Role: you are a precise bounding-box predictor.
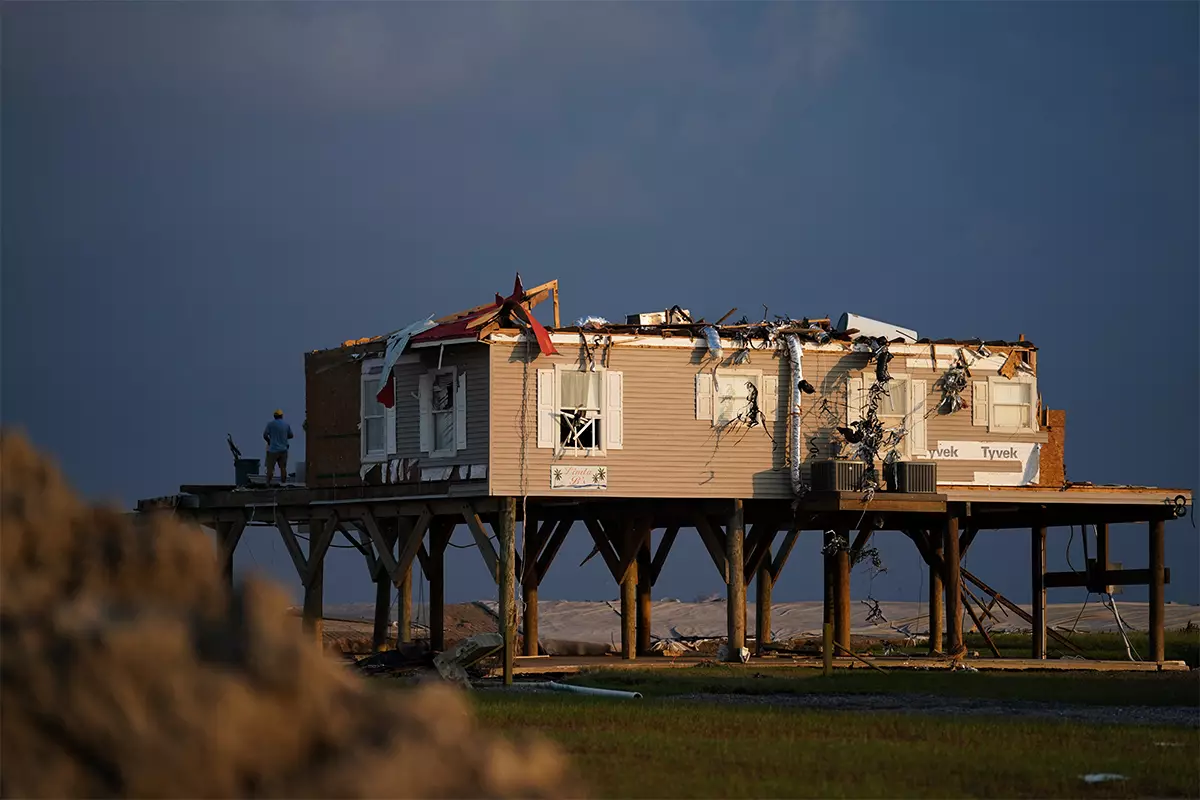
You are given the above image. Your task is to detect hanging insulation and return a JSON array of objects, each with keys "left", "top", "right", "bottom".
[
  {"left": 785, "top": 334, "right": 805, "bottom": 496},
  {"left": 702, "top": 326, "right": 723, "bottom": 360}
]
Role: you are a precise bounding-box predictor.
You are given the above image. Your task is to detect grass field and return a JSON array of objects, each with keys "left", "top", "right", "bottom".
[
  {"left": 564, "top": 665, "right": 1200, "bottom": 707},
  {"left": 885, "top": 629, "right": 1200, "bottom": 667},
  {"left": 475, "top": 693, "right": 1199, "bottom": 798}
]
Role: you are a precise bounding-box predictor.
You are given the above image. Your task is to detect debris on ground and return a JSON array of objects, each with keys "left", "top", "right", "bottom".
[
  {"left": 434, "top": 632, "right": 505, "bottom": 685},
  {"left": 0, "top": 431, "right": 578, "bottom": 799},
  {"left": 1080, "top": 774, "right": 1128, "bottom": 784}
]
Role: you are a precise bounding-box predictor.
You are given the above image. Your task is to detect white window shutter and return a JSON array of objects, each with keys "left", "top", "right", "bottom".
[
  {"left": 455, "top": 371, "right": 467, "bottom": 451},
  {"left": 536, "top": 369, "right": 556, "bottom": 449},
  {"left": 695, "top": 373, "right": 714, "bottom": 421},
  {"left": 847, "top": 376, "right": 865, "bottom": 423},
  {"left": 385, "top": 376, "right": 398, "bottom": 455},
  {"left": 605, "top": 370, "right": 623, "bottom": 450},
  {"left": 761, "top": 375, "right": 779, "bottom": 421},
  {"left": 418, "top": 372, "right": 433, "bottom": 454},
  {"left": 972, "top": 381, "right": 988, "bottom": 427},
  {"left": 909, "top": 379, "right": 927, "bottom": 457}
]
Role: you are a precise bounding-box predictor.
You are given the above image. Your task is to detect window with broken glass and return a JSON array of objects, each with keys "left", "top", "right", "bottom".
[
  {"left": 559, "top": 370, "right": 602, "bottom": 451},
  {"left": 361, "top": 374, "right": 386, "bottom": 457},
  {"left": 431, "top": 371, "right": 456, "bottom": 455}
]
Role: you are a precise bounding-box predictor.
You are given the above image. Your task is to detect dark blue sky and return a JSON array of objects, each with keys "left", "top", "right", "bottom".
[{"left": 4, "top": 1, "right": 1197, "bottom": 610}]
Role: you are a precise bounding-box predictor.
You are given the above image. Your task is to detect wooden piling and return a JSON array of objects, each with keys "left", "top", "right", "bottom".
[
  {"left": 636, "top": 541, "right": 652, "bottom": 656},
  {"left": 372, "top": 569, "right": 391, "bottom": 652},
  {"left": 928, "top": 533, "right": 944, "bottom": 654},
  {"left": 944, "top": 516, "right": 963, "bottom": 655},
  {"left": 498, "top": 497, "right": 517, "bottom": 685},
  {"left": 523, "top": 580, "right": 539, "bottom": 657},
  {"left": 726, "top": 500, "right": 746, "bottom": 659},
  {"left": 822, "top": 622, "right": 833, "bottom": 677},
  {"left": 429, "top": 521, "right": 449, "bottom": 652},
  {"left": 1031, "top": 525, "right": 1046, "bottom": 659},
  {"left": 1149, "top": 518, "right": 1165, "bottom": 663},
  {"left": 834, "top": 528, "right": 851, "bottom": 652},
  {"left": 302, "top": 557, "right": 323, "bottom": 646},
  {"left": 823, "top": 531, "right": 835, "bottom": 629},
  {"left": 755, "top": 561, "right": 772, "bottom": 656},
  {"left": 398, "top": 562, "right": 413, "bottom": 644},
  {"left": 621, "top": 558, "right": 637, "bottom": 660}
]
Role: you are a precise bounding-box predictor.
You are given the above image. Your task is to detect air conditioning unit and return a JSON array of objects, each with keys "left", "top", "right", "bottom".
[
  {"left": 811, "top": 460, "right": 867, "bottom": 492},
  {"left": 884, "top": 461, "right": 938, "bottom": 493}
]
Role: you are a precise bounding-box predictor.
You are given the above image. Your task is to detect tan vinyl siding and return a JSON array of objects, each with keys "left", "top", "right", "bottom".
[
  {"left": 489, "top": 341, "right": 872, "bottom": 499},
  {"left": 394, "top": 344, "right": 489, "bottom": 466}
]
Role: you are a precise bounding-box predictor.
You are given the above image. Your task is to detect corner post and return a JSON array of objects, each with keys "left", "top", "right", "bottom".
[
  {"left": 1149, "top": 518, "right": 1165, "bottom": 663},
  {"left": 302, "top": 519, "right": 324, "bottom": 647},
  {"left": 834, "top": 528, "right": 851, "bottom": 652},
  {"left": 726, "top": 500, "right": 746, "bottom": 660},
  {"left": 429, "top": 520, "right": 450, "bottom": 652},
  {"left": 944, "top": 516, "right": 963, "bottom": 655},
  {"left": 1031, "top": 525, "right": 1046, "bottom": 659},
  {"left": 928, "top": 533, "right": 944, "bottom": 654},
  {"left": 636, "top": 536, "right": 653, "bottom": 657},
  {"left": 499, "top": 497, "right": 517, "bottom": 685}
]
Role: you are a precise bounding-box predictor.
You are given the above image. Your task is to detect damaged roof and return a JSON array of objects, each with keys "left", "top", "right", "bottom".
[{"left": 319, "top": 275, "right": 1036, "bottom": 354}]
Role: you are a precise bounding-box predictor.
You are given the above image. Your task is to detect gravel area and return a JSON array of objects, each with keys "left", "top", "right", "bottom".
[{"left": 662, "top": 691, "right": 1200, "bottom": 728}]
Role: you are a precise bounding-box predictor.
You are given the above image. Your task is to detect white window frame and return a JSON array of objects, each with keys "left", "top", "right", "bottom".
[
  {"left": 714, "top": 369, "right": 762, "bottom": 427},
  {"left": 986, "top": 374, "right": 1038, "bottom": 435},
  {"left": 696, "top": 369, "right": 779, "bottom": 428},
  {"left": 536, "top": 365, "right": 624, "bottom": 456},
  {"left": 360, "top": 358, "right": 396, "bottom": 463},
  {"left": 847, "top": 372, "right": 927, "bottom": 459},
  {"left": 422, "top": 366, "right": 461, "bottom": 459}
]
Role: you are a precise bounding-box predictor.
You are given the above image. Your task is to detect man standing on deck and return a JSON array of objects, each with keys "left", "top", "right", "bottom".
[{"left": 263, "top": 409, "right": 294, "bottom": 486}]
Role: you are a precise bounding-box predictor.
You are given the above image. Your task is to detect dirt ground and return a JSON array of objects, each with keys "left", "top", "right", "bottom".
[
  {"left": 0, "top": 432, "right": 578, "bottom": 798},
  {"left": 318, "top": 603, "right": 525, "bottom": 657}
]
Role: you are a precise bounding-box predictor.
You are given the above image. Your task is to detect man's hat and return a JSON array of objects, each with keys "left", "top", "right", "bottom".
[{"left": 274, "top": 409, "right": 283, "bottom": 417}]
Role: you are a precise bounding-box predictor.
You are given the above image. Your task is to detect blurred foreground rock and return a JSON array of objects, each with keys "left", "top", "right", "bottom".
[{"left": 0, "top": 431, "right": 579, "bottom": 799}]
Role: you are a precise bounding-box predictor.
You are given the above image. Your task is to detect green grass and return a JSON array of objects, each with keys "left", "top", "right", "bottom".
[
  {"left": 474, "top": 694, "right": 1200, "bottom": 798},
  {"left": 883, "top": 630, "right": 1200, "bottom": 667},
  {"left": 564, "top": 666, "right": 1200, "bottom": 707}
]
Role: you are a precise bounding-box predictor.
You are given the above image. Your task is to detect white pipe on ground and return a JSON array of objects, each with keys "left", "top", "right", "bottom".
[
  {"left": 784, "top": 334, "right": 805, "bottom": 496},
  {"left": 523, "top": 681, "right": 643, "bottom": 700}
]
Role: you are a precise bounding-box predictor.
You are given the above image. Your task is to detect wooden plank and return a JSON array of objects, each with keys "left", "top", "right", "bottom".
[
  {"left": 463, "top": 504, "right": 500, "bottom": 583},
  {"left": 848, "top": 527, "right": 874, "bottom": 563},
  {"left": 769, "top": 525, "right": 800, "bottom": 582},
  {"left": 583, "top": 517, "right": 623, "bottom": 582},
  {"left": 961, "top": 588, "right": 1002, "bottom": 658},
  {"left": 274, "top": 514, "right": 309, "bottom": 581},
  {"left": 961, "top": 567, "right": 1088, "bottom": 658},
  {"left": 1043, "top": 567, "right": 1171, "bottom": 589},
  {"left": 692, "top": 513, "right": 729, "bottom": 582},
  {"left": 535, "top": 519, "right": 573, "bottom": 583},
  {"left": 650, "top": 525, "right": 680, "bottom": 585},
  {"left": 218, "top": 518, "right": 246, "bottom": 574},
  {"left": 305, "top": 512, "right": 341, "bottom": 584},
  {"left": 744, "top": 523, "right": 780, "bottom": 584},
  {"left": 359, "top": 509, "right": 400, "bottom": 583},
  {"left": 396, "top": 508, "right": 433, "bottom": 576},
  {"left": 615, "top": 519, "right": 652, "bottom": 584},
  {"left": 959, "top": 526, "right": 979, "bottom": 556}
]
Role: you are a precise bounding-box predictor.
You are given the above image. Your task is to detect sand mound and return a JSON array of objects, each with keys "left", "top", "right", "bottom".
[{"left": 0, "top": 432, "right": 579, "bottom": 798}]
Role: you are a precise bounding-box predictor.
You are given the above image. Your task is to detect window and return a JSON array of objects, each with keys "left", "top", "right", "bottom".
[
  {"left": 977, "top": 376, "right": 1037, "bottom": 433},
  {"left": 559, "top": 369, "right": 602, "bottom": 450},
  {"left": 360, "top": 360, "right": 396, "bottom": 461},
  {"left": 846, "top": 373, "right": 928, "bottom": 458},
  {"left": 696, "top": 370, "right": 778, "bottom": 426},
  {"left": 537, "top": 366, "right": 623, "bottom": 454},
  {"left": 419, "top": 367, "right": 466, "bottom": 458}
]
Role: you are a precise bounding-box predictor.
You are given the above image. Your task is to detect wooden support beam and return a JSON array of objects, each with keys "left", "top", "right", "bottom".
[
  {"left": 523, "top": 579, "right": 539, "bottom": 657},
  {"left": 637, "top": 539, "right": 652, "bottom": 657},
  {"left": 616, "top": 519, "right": 652, "bottom": 584},
  {"left": 744, "top": 523, "right": 781, "bottom": 584},
  {"left": 944, "top": 516, "right": 964, "bottom": 656},
  {"left": 822, "top": 531, "right": 835, "bottom": 630},
  {"left": 463, "top": 504, "right": 500, "bottom": 583},
  {"left": 396, "top": 509, "right": 433, "bottom": 582},
  {"left": 429, "top": 520, "right": 453, "bottom": 651},
  {"left": 274, "top": 514, "right": 309, "bottom": 580},
  {"left": 216, "top": 518, "right": 245, "bottom": 588},
  {"left": 726, "top": 500, "right": 746, "bottom": 660},
  {"left": 693, "top": 513, "right": 729, "bottom": 582},
  {"left": 959, "top": 526, "right": 979, "bottom": 557},
  {"left": 1031, "top": 525, "right": 1046, "bottom": 659},
  {"left": 769, "top": 525, "right": 800, "bottom": 583},
  {"left": 962, "top": 567, "right": 1088, "bottom": 658},
  {"left": 928, "top": 531, "right": 944, "bottom": 655},
  {"left": 1094, "top": 522, "right": 1110, "bottom": 591},
  {"left": 373, "top": 565, "right": 391, "bottom": 652},
  {"left": 833, "top": 528, "right": 851, "bottom": 652},
  {"left": 1043, "top": 567, "right": 1172, "bottom": 589},
  {"left": 756, "top": 554, "right": 773, "bottom": 656},
  {"left": 305, "top": 511, "right": 340, "bottom": 585},
  {"left": 848, "top": 526, "right": 874, "bottom": 563},
  {"left": 961, "top": 588, "right": 1001, "bottom": 658},
  {"left": 302, "top": 517, "right": 331, "bottom": 646},
  {"left": 498, "top": 497, "right": 517, "bottom": 685},
  {"left": 583, "top": 517, "right": 623, "bottom": 582},
  {"left": 398, "top": 559, "right": 413, "bottom": 644},
  {"left": 621, "top": 552, "right": 637, "bottom": 660},
  {"left": 650, "top": 525, "right": 679, "bottom": 585},
  {"left": 1149, "top": 518, "right": 1165, "bottom": 663},
  {"left": 535, "top": 519, "right": 572, "bottom": 583}
]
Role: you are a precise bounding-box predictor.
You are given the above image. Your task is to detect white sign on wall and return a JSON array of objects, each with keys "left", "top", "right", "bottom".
[{"left": 551, "top": 465, "right": 608, "bottom": 490}]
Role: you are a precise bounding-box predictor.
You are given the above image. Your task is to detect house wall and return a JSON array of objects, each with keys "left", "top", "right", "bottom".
[
  {"left": 304, "top": 342, "right": 382, "bottom": 488},
  {"left": 488, "top": 337, "right": 1049, "bottom": 498},
  {"left": 392, "top": 344, "right": 490, "bottom": 473}
]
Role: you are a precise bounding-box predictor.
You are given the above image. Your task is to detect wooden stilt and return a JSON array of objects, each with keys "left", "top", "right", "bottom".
[
  {"left": 302, "top": 520, "right": 324, "bottom": 646},
  {"left": 523, "top": 580, "right": 539, "bottom": 657},
  {"left": 372, "top": 567, "right": 391, "bottom": 651},
  {"left": 498, "top": 498, "right": 517, "bottom": 685},
  {"left": 1149, "top": 518, "right": 1165, "bottom": 663},
  {"left": 928, "top": 532, "right": 944, "bottom": 654},
  {"left": 944, "top": 516, "right": 963, "bottom": 655},
  {"left": 725, "top": 500, "right": 746, "bottom": 660},
  {"left": 755, "top": 559, "right": 772, "bottom": 656},
  {"left": 1032, "top": 525, "right": 1046, "bottom": 659},
  {"left": 398, "top": 562, "right": 413, "bottom": 644},
  {"left": 636, "top": 538, "right": 652, "bottom": 656},
  {"left": 834, "top": 528, "right": 850, "bottom": 652},
  {"left": 621, "top": 556, "right": 637, "bottom": 660},
  {"left": 429, "top": 521, "right": 451, "bottom": 652},
  {"left": 823, "top": 530, "right": 835, "bottom": 629}
]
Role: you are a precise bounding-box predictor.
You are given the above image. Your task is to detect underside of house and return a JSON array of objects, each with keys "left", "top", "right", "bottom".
[{"left": 138, "top": 275, "right": 1193, "bottom": 679}]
